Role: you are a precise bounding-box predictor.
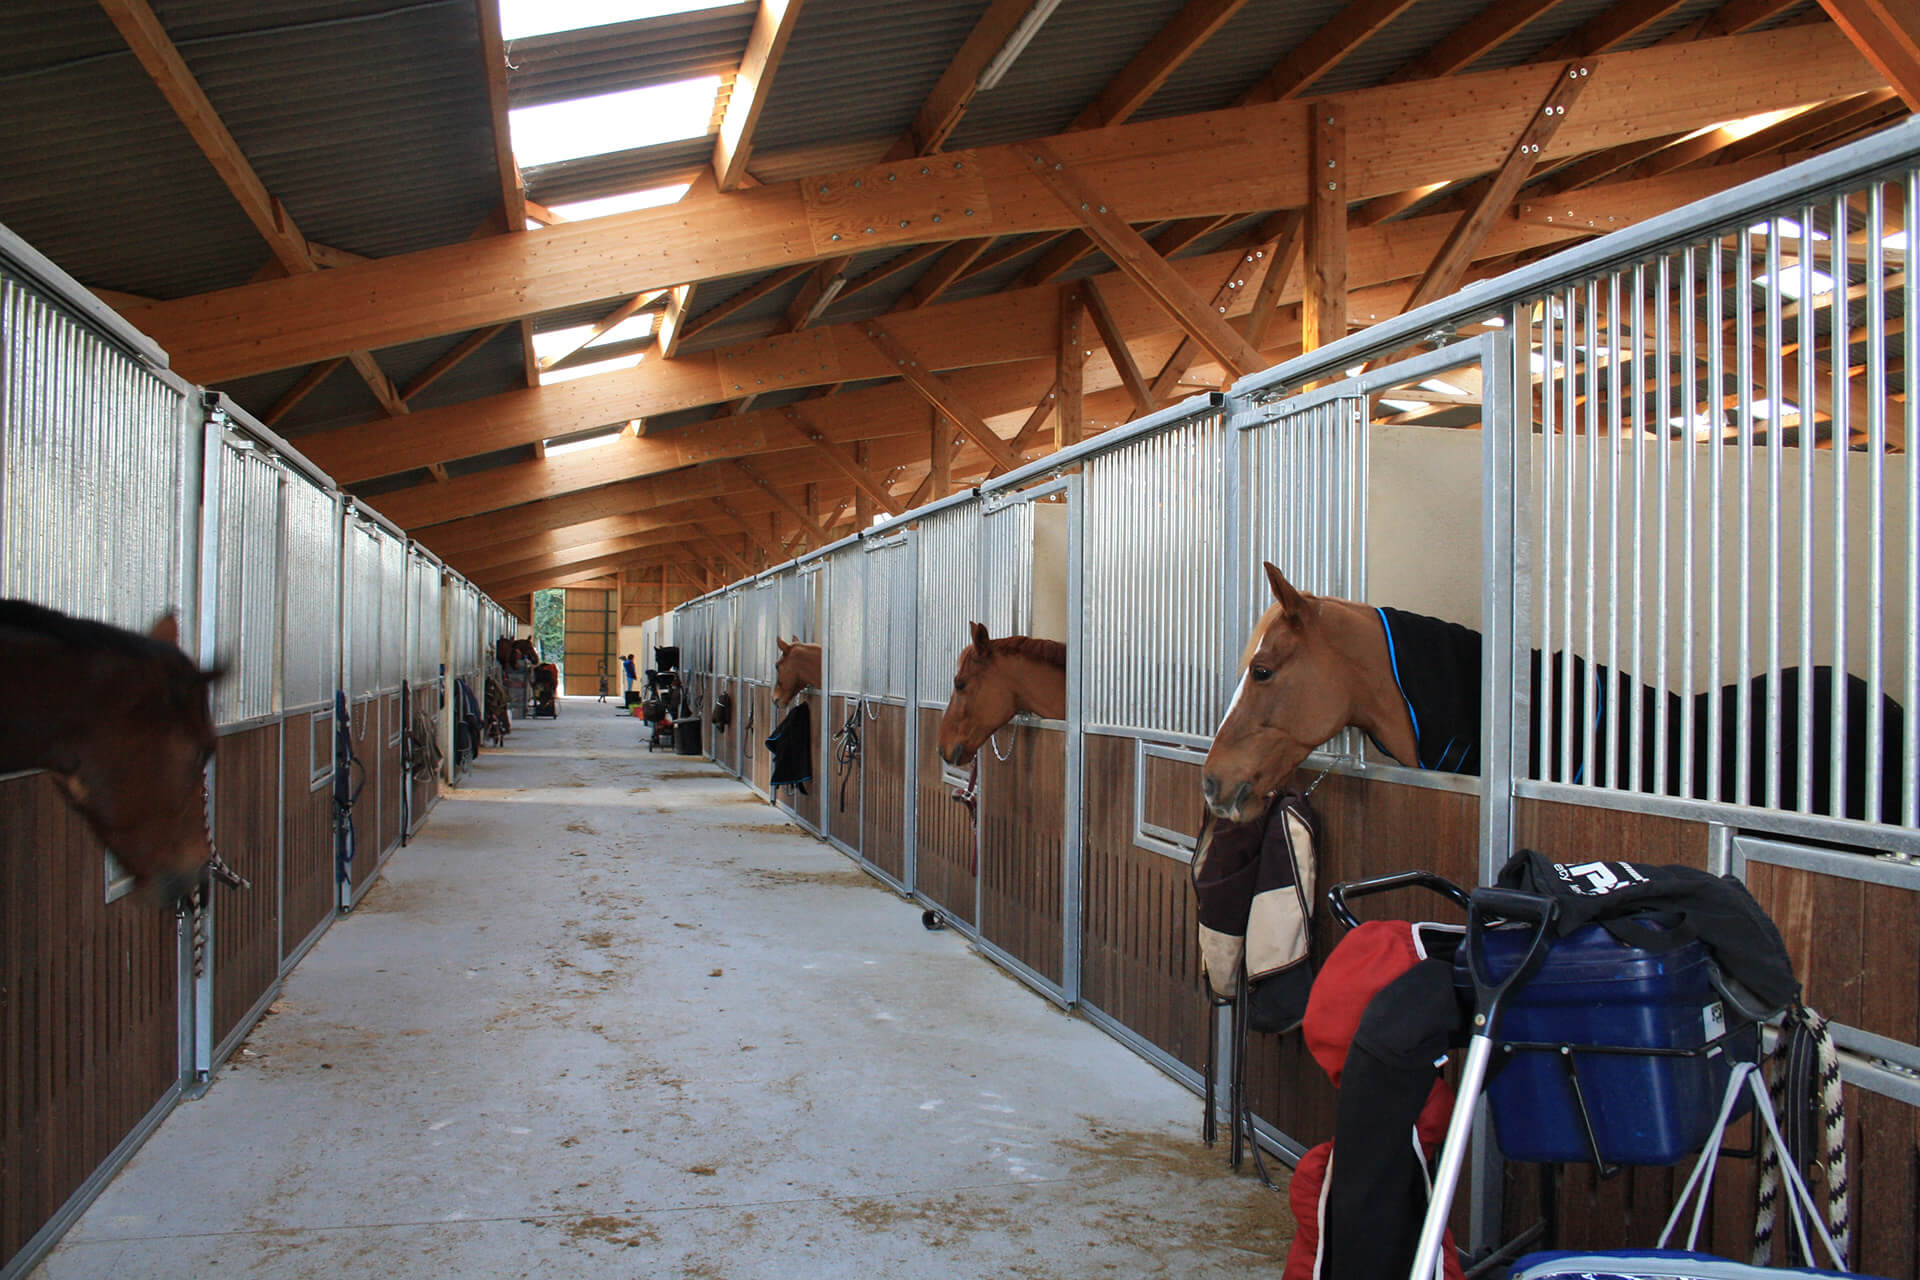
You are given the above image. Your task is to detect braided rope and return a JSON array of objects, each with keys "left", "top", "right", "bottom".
[{"left": 1753, "top": 1007, "right": 1849, "bottom": 1268}]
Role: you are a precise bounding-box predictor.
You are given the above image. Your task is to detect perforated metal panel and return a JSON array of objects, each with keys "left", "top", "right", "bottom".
[
  {"left": 344, "top": 520, "right": 383, "bottom": 697},
  {"left": 210, "top": 441, "right": 282, "bottom": 726},
  {"left": 826, "top": 548, "right": 866, "bottom": 695},
  {"left": 408, "top": 551, "right": 442, "bottom": 684},
  {"left": 281, "top": 475, "right": 338, "bottom": 711},
  {"left": 863, "top": 537, "right": 911, "bottom": 699},
  {"left": 915, "top": 503, "right": 980, "bottom": 705},
  {"left": 1, "top": 265, "right": 189, "bottom": 627}
]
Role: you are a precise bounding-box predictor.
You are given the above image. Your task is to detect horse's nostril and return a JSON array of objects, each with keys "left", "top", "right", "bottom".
[
  {"left": 1229, "top": 781, "right": 1252, "bottom": 811},
  {"left": 1201, "top": 775, "right": 1220, "bottom": 803}
]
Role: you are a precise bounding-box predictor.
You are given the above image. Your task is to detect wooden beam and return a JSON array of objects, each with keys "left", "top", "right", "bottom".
[
  {"left": 1244, "top": 0, "right": 1423, "bottom": 104},
  {"left": 127, "top": 25, "right": 1880, "bottom": 384},
  {"left": 862, "top": 322, "right": 1022, "bottom": 469},
  {"left": 929, "top": 406, "right": 953, "bottom": 496},
  {"left": 403, "top": 326, "right": 511, "bottom": 401},
  {"left": 1152, "top": 222, "right": 1295, "bottom": 400},
  {"left": 475, "top": 0, "right": 527, "bottom": 233},
  {"left": 898, "top": 0, "right": 1039, "bottom": 155},
  {"left": 692, "top": 523, "right": 756, "bottom": 577},
  {"left": 1075, "top": 0, "right": 1256, "bottom": 128},
  {"left": 1081, "top": 277, "right": 1156, "bottom": 414},
  {"left": 1057, "top": 284, "right": 1084, "bottom": 449},
  {"left": 678, "top": 264, "right": 811, "bottom": 345},
  {"left": 733, "top": 458, "right": 829, "bottom": 542},
  {"left": 264, "top": 359, "right": 346, "bottom": 427},
  {"left": 1537, "top": 0, "right": 1691, "bottom": 59},
  {"left": 1303, "top": 102, "right": 1348, "bottom": 353},
  {"left": 902, "top": 239, "right": 992, "bottom": 308},
  {"left": 1401, "top": 63, "right": 1590, "bottom": 316},
  {"left": 1025, "top": 143, "right": 1265, "bottom": 376},
  {"left": 537, "top": 294, "right": 664, "bottom": 371},
  {"left": 785, "top": 255, "right": 853, "bottom": 330},
  {"left": 836, "top": 243, "right": 949, "bottom": 306},
  {"left": 713, "top": 0, "right": 807, "bottom": 190},
  {"left": 1010, "top": 382, "right": 1060, "bottom": 453},
  {"left": 658, "top": 284, "right": 696, "bottom": 359},
  {"left": 779, "top": 407, "right": 907, "bottom": 515},
  {"left": 1815, "top": 0, "right": 1920, "bottom": 111},
  {"left": 1242, "top": 212, "right": 1306, "bottom": 352}
]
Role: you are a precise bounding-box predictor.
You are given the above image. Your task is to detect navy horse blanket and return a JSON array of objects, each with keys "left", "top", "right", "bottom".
[{"left": 1374, "top": 607, "right": 1909, "bottom": 826}]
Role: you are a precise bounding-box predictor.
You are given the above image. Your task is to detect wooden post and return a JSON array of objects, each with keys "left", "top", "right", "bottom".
[
  {"left": 1057, "top": 283, "right": 1085, "bottom": 450},
  {"left": 1304, "top": 102, "right": 1348, "bottom": 354},
  {"left": 853, "top": 441, "right": 874, "bottom": 527},
  {"left": 930, "top": 405, "right": 952, "bottom": 497}
]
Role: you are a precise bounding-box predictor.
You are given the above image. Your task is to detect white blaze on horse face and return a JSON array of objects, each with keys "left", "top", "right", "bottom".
[{"left": 1220, "top": 669, "right": 1251, "bottom": 730}]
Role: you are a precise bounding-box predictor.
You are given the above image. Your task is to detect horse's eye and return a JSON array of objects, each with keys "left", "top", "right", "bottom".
[
  {"left": 953, "top": 678, "right": 966, "bottom": 692},
  {"left": 1250, "top": 665, "right": 1274, "bottom": 683}
]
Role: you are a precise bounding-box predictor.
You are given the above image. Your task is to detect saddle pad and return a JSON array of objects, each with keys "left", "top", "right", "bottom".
[{"left": 1509, "top": 1250, "right": 1872, "bottom": 1279}]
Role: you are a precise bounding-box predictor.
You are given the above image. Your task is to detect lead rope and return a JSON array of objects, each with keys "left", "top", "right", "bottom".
[
  {"left": 833, "top": 699, "right": 863, "bottom": 813},
  {"left": 179, "top": 813, "right": 250, "bottom": 982},
  {"left": 1753, "top": 1006, "right": 1848, "bottom": 1268}
]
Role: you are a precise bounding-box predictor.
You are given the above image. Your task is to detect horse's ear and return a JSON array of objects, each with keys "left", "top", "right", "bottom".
[
  {"left": 148, "top": 612, "right": 180, "bottom": 648},
  {"left": 777, "top": 636, "right": 792, "bottom": 655},
  {"left": 1263, "top": 562, "right": 1307, "bottom": 619},
  {"left": 969, "top": 620, "right": 992, "bottom": 654}
]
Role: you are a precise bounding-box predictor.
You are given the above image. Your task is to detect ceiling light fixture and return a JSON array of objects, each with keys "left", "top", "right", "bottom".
[{"left": 976, "top": 0, "right": 1066, "bottom": 92}]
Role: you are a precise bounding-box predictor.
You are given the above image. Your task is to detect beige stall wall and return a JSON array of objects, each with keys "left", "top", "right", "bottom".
[
  {"left": 1031, "top": 501, "right": 1071, "bottom": 643},
  {"left": 1366, "top": 422, "right": 1915, "bottom": 707}
]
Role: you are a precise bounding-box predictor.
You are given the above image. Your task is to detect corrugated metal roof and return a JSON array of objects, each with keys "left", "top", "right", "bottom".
[
  {"left": 1308, "top": 0, "right": 1498, "bottom": 96},
  {"left": 945, "top": 0, "right": 1195, "bottom": 152},
  {"left": 1466, "top": 0, "right": 1614, "bottom": 70},
  {"left": 1137, "top": 0, "right": 1350, "bottom": 121},
  {"left": 750, "top": 0, "right": 992, "bottom": 155},
  {"left": 522, "top": 135, "right": 715, "bottom": 206},
  {"left": 504, "top": 2, "right": 758, "bottom": 108}
]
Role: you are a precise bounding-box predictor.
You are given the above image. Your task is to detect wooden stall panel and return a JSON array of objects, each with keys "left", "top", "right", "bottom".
[
  {"left": 379, "top": 692, "right": 403, "bottom": 856},
  {"left": 915, "top": 705, "right": 976, "bottom": 926},
  {"left": 2, "top": 774, "right": 179, "bottom": 1270},
  {"left": 978, "top": 723, "right": 1065, "bottom": 985},
  {"left": 749, "top": 683, "right": 773, "bottom": 795},
  {"left": 212, "top": 722, "right": 283, "bottom": 1049},
  {"left": 1079, "top": 732, "right": 1211, "bottom": 1074},
  {"left": 1513, "top": 799, "right": 1711, "bottom": 872},
  {"left": 827, "top": 696, "right": 863, "bottom": 856},
  {"left": 281, "top": 710, "right": 334, "bottom": 960},
  {"left": 861, "top": 704, "right": 908, "bottom": 883},
  {"left": 409, "top": 688, "right": 439, "bottom": 834}
]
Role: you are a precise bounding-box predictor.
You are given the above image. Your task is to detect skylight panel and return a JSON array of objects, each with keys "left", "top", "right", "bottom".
[
  {"left": 544, "top": 429, "right": 624, "bottom": 456},
  {"left": 548, "top": 184, "right": 694, "bottom": 221},
  {"left": 498, "top": 0, "right": 737, "bottom": 41},
  {"left": 540, "top": 353, "right": 644, "bottom": 385},
  {"left": 589, "top": 313, "right": 657, "bottom": 348},
  {"left": 509, "top": 77, "right": 720, "bottom": 170}
]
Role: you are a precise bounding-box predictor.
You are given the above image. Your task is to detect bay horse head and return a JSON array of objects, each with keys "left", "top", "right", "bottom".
[
  {"left": 0, "top": 604, "right": 224, "bottom": 907},
  {"left": 936, "top": 622, "right": 1067, "bottom": 767},
  {"left": 772, "top": 637, "right": 821, "bottom": 707},
  {"left": 1202, "top": 563, "right": 1417, "bottom": 823}
]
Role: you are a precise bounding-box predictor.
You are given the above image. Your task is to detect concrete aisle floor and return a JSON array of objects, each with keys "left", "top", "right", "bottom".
[{"left": 33, "top": 698, "right": 1294, "bottom": 1279}]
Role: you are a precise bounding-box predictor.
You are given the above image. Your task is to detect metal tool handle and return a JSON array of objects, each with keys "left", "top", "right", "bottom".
[
  {"left": 1326, "top": 871, "right": 1471, "bottom": 930},
  {"left": 1465, "top": 888, "right": 1559, "bottom": 1028}
]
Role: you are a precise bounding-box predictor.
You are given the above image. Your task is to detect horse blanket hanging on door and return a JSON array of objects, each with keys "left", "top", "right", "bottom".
[{"left": 1191, "top": 790, "right": 1318, "bottom": 1034}]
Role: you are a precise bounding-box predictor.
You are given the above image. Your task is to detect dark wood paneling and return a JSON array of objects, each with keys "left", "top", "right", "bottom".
[
  {"left": 2, "top": 774, "right": 179, "bottom": 1271},
  {"left": 915, "top": 705, "right": 976, "bottom": 925},
  {"left": 409, "top": 686, "right": 439, "bottom": 834},
  {"left": 379, "top": 692, "right": 403, "bottom": 856},
  {"left": 1512, "top": 798, "right": 1710, "bottom": 872},
  {"left": 212, "top": 722, "right": 282, "bottom": 1047},
  {"left": 861, "top": 703, "right": 908, "bottom": 882},
  {"left": 978, "top": 723, "right": 1065, "bottom": 984},
  {"left": 748, "top": 683, "right": 773, "bottom": 795},
  {"left": 827, "top": 696, "right": 863, "bottom": 854},
  {"left": 1080, "top": 732, "right": 1211, "bottom": 1074},
  {"left": 281, "top": 711, "right": 334, "bottom": 959}
]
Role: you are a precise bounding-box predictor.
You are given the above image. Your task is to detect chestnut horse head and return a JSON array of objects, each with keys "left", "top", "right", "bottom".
[
  {"left": 772, "top": 637, "right": 821, "bottom": 706},
  {"left": 936, "top": 622, "right": 1067, "bottom": 766},
  {"left": 0, "top": 601, "right": 224, "bottom": 906},
  {"left": 1200, "top": 563, "right": 1417, "bottom": 823}
]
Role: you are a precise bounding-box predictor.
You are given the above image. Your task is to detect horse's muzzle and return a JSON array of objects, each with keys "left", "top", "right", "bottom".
[
  {"left": 143, "top": 868, "right": 204, "bottom": 911},
  {"left": 1201, "top": 774, "right": 1252, "bottom": 822}
]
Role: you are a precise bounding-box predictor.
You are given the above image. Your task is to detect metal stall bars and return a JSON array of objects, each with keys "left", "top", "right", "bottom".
[
  {"left": 820, "top": 536, "right": 867, "bottom": 856},
  {"left": 0, "top": 227, "right": 200, "bottom": 1280},
  {"left": 741, "top": 571, "right": 781, "bottom": 797},
  {"left": 1223, "top": 121, "right": 1920, "bottom": 1266},
  {"left": 279, "top": 447, "right": 342, "bottom": 965},
  {"left": 339, "top": 505, "right": 405, "bottom": 905},
  {"left": 405, "top": 544, "right": 444, "bottom": 829},
  {"left": 716, "top": 585, "right": 744, "bottom": 779},
  {"left": 858, "top": 525, "right": 916, "bottom": 894},
  {"left": 910, "top": 496, "right": 984, "bottom": 932},
  {"left": 776, "top": 557, "right": 825, "bottom": 833}
]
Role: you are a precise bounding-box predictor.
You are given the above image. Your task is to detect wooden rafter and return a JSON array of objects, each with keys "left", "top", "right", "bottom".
[
  {"left": 264, "top": 358, "right": 347, "bottom": 427},
  {"left": 404, "top": 326, "right": 511, "bottom": 401},
  {"left": 1057, "top": 283, "right": 1084, "bottom": 449},
  {"left": 126, "top": 24, "right": 1878, "bottom": 385},
  {"left": 713, "top": 0, "right": 808, "bottom": 189},
  {"left": 1815, "top": 0, "right": 1920, "bottom": 110},
  {"left": 1303, "top": 103, "right": 1348, "bottom": 354},
  {"left": 863, "top": 322, "right": 1022, "bottom": 470},
  {"left": 1081, "top": 278, "right": 1156, "bottom": 414},
  {"left": 1391, "top": 0, "right": 1562, "bottom": 82},
  {"left": 893, "top": 0, "right": 1040, "bottom": 156},
  {"left": 658, "top": 284, "right": 696, "bottom": 359},
  {"left": 733, "top": 458, "right": 829, "bottom": 543},
  {"left": 537, "top": 295, "right": 664, "bottom": 371},
  {"left": 1244, "top": 0, "right": 1423, "bottom": 104},
  {"left": 1073, "top": 0, "right": 1256, "bottom": 128},
  {"left": 1025, "top": 144, "right": 1264, "bottom": 377},
  {"left": 778, "top": 407, "right": 907, "bottom": 515},
  {"left": 785, "top": 255, "right": 854, "bottom": 330}
]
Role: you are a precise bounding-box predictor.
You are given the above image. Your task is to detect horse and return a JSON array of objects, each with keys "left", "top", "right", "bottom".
[
  {"left": 0, "top": 600, "right": 224, "bottom": 906},
  {"left": 495, "top": 636, "right": 537, "bottom": 670},
  {"left": 936, "top": 622, "right": 1066, "bottom": 767},
  {"left": 1202, "top": 562, "right": 1910, "bottom": 828},
  {"left": 772, "top": 637, "right": 821, "bottom": 707}
]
